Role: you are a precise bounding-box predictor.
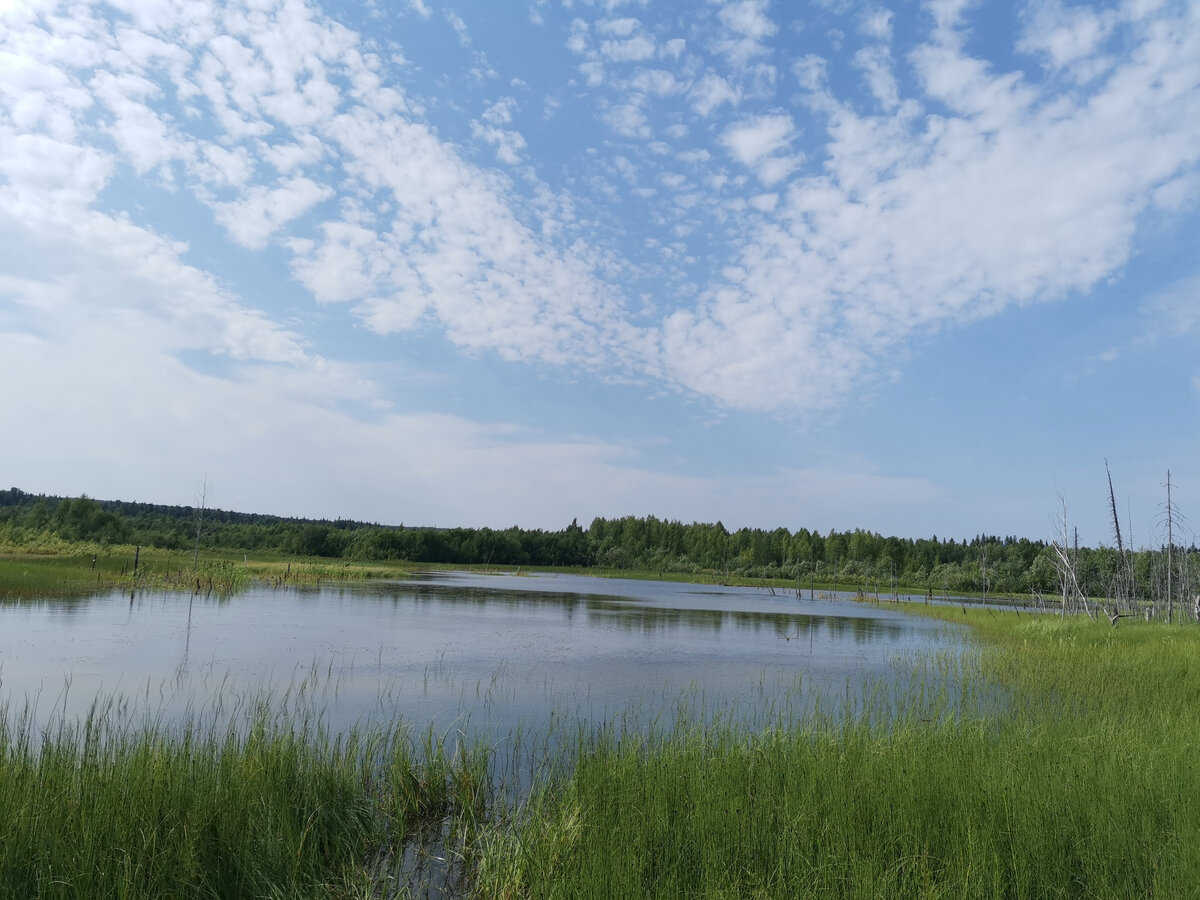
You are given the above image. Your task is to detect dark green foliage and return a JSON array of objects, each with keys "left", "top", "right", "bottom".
[{"left": 3, "top": 487, "right": 1195, "bottom": 600}]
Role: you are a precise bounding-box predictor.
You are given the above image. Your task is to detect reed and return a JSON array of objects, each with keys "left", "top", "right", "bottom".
[
  {"left": 0, "top": 553, "right": 129, "bottom": 600},
  {"left": 472, "top": 611, "right": 1200, "bottom": 898},
  {"left": 0, "top": 691, "right": 489, "bottom": 897}
]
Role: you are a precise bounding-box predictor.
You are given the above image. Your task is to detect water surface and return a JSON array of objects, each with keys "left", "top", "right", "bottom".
[{"left": 0, "top": 572, "right": 965, "bottom": 739}]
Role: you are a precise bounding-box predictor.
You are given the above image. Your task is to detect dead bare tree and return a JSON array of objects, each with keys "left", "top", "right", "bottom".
[
  {"left": 979, "top": 544, "right": 990, "bottom": 607},
  {"left": 1051, "top": 495, "right": 1091, "bottom": 618},
  {"left": 1156, "top": 471, "right": 1189, "bottom": 624},
  {"left": 1105, "top": 460, "right": 1134, "bottom": 613},
  {"left": 1166, "top": 471, "right": 1174, "bottom": 624},
  {"left": 193, "top": 474, "right": 209, "bottom": 574}
]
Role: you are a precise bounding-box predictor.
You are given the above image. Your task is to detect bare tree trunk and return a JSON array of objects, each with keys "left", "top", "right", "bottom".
[
  {"left": 1106, "top": 460, "right": 1124, "bottom": 556},
  {"left": 1166, "top": 471, "right": 1174, "bottom": 624},
  {"left": 1105, "top": 460, "right": 1133, "bottom": 612},
  {"left": 979, "top": 544, "right": 990, "bottom": 607},
  {"left": 1055, "top": 496, "right": 1071, "bottom": 618},
  {"left": 193, "top": 474, "right": 208, "bottom": 574}
]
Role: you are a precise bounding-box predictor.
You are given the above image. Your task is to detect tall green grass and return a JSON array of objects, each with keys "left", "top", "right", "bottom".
[
  {"left": 0, "top": 554, "right": 129, "bottom": 600},
  {"left": 0, "top": 694, "right": 490, "bottom": 898},
  {"left": 472, "top": 611, "right": 1200, "bottom": 898}
]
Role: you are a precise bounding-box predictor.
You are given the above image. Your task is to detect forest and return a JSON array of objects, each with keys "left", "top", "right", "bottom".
[{"left": 0, "top": 486, "right": 1194, "bottom": 603}]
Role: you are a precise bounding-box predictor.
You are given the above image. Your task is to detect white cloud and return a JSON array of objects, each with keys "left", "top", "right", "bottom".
[
  {"left": 0, "top": 270, "right": 952, "bottom": 532},
  {"left": 259, "top": 135, "right": 325, "bottom": 174},
  {"left": 3, "top": 0, "right": 1199, "bottom": 430},
  {"left": 1141, "top": 273, "right": 1200, "bottom": 338},
  {"left": 689, "top": 73, "right": 740, "bottom": 115},
  {"left": 0, "top": 207, "right": 311, "bottom": 366},
  {"left": 630, "top": 68, "right": 683, "bottom": 96},
  {"left": 472, "top": 120, "right": 528, "bottom": 164},
  {"left": 1017, "top": 0, "right": 1119, "bottom": 81},
  {"left": 662, "top": 38, "right": 686, "bottom": 59},
  {"left": 596, "top": 17, "right": 640, "bottom": 37},
  {"left": 445, "top": 10, "right": 471, "bottom": 46},
  {"left": 602, "top": 100, "right": 651, "bottom": 137},
  {"left": 860, "top": 8, "right": 893, "bottom": 42},
  {"left": 600, "top": 34, "right": 656, "bottom": 62},
  {"left": 714, "top": 0, "right": 778, "bottom": 64},
  {"left": 720, "top": 114, "right": 798, "bottom": 183},
  {"left": 666, "top": 0, "right": 1200, "bottom": 411},
  {"left": 481, "top": 96, "right": 518, "bottom": 125},
  {"left": 211, "top": 176, "right": 334, "bottom": 249},
  {"left": 0, "top": 132, "right": 112, "bottom": 218},
  {"left": 854, "top": 45, "right": 899, "bottom": 110},
  {"left": 289, "top": 222, "right": 381, "bottom": 305},
  {"left": 793, "top": 53, "right": 828, "bottom": 91},
  {"left": 1, "top": 0, "right": 659, "bottom": 391},
  {"left": 749, "top": 192, "right": 777, "bottom": 212},
  {"left": 566, "top": 18, "right": 590, "bottom": 54},
  {"left": 578, "top": 60, "right": 605, "bottom": 86}
]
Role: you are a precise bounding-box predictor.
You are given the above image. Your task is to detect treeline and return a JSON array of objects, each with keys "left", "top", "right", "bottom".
[{"left": 1, "top": 487, "right": 1194, "bottom": 600}]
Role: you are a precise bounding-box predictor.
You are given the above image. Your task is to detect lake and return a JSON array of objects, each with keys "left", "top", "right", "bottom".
[{"left": 0, "top": 571, "right": 966, "bottom": 743}]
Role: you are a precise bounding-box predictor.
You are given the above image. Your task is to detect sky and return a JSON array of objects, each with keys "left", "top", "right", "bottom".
[{"left": 1, "top": 0, "right": 1198, "bottom": 547}]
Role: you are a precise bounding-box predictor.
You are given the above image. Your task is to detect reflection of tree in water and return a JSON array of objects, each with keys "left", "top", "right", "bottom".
[
  {"left": 582, "top": 602, "right": 909, "bottom": 642},
  {"left": 584, "top": 601, "right": 727, "bottom": 634},
  {"left": 370, "top": 582, "right": 601, "bottom": 612},
  {"left": 3, "top": 596, "right": 92, "bottom": 616},
  {"left": 353, "top": 581, "right": 911, "bottom": 642}
]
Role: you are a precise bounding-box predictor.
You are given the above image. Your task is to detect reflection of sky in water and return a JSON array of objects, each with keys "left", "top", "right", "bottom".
[{"left": 0, "top": 572, "right": 967, "bottom": 743}]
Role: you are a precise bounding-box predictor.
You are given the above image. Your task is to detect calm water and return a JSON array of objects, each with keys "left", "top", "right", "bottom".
[{"left": 0, "top": 572, "right": 965, "bottom": 740}]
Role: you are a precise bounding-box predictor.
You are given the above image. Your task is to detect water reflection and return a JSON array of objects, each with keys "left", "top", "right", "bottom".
[
  {"left": 0, "top": 572, "right": 965, "bottom": 742},
  {"left": 349, "top": 576, "right": 913, "bottom": 642}
]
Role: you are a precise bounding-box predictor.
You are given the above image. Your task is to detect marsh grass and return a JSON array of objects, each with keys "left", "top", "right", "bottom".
[
  {"left": 0, "top": 553, "right": 129, "bottom": 600},
  {"left": 0, "top": 688, "right": 492, "bottom": 898},
  {"left": 0, "top": 543, "right": 414, "bottom": 601},
  {"left": 472, "top": 610, "right": 1200, "bottom": 898}
]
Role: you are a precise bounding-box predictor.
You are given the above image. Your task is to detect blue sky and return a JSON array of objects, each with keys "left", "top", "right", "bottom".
[{"left": 1, "top": 0, "right": 1198, "bottom": 547}]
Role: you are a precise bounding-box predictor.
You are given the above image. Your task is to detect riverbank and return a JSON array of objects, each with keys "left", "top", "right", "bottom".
[
  {"left": 0, "top": 542, "right": 416, "bottom": 599},
  {"left": 1, "top": 536, "right": 1042, "bottom": 607}
]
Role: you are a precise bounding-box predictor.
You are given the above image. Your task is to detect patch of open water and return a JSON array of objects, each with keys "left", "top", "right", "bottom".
[{"left": 0, "top": 571, "right": 968, "bottom": 742}]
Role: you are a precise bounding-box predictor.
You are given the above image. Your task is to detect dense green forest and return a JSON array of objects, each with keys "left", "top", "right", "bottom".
[{"left": 1, "top": 487, "right": 1194, "bottom": 602}]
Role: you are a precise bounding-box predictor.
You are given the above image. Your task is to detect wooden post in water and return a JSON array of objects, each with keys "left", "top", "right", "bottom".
[{"left": 133, "top": 546, "right": 140, "bottom": 575}]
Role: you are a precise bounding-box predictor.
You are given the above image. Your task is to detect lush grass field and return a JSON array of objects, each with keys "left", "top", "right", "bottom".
[{"left": 471, "top": 609, "right": 1200, "bottom": 898}]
